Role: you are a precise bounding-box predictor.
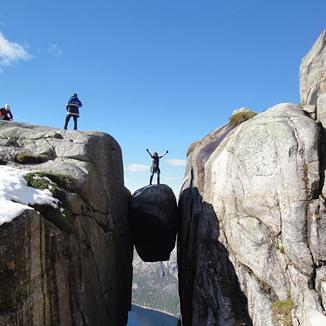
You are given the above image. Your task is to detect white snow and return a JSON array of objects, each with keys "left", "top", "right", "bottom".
[{"left": 0, "top": 166, "right": 58, "bottom": 225}]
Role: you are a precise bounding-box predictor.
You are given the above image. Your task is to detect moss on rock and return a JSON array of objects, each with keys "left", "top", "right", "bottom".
[
  {"left": 298, "top": 101, "right": 306, "bottom": 109},
  {"left": 15, "top": 152, "right": 49, "bottom": 164},
  {"left": 24, "top": 172, "right": 74, "bottom": 193},
  {"left": 272, "top": 296, "right": 294, "bottom": 326},
  {"left": 31, "top": 204, "right": 73, "bottom": 233},
  {"left": 24, "top": 172, "right": 74, "bottom": 233},
  {"left": 25, "top": 173, "right": 55, "bottom": 191},
  {"left": 47, "top": 174, "right": 74, "bottom": 192},
  {"left": 229, "top": 110, "right": 257, "bottom": 126}
]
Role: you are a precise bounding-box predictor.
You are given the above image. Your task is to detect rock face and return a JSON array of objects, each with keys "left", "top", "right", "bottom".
[
  {"left": 179, "top": 122, "right": 252, "bottom": 326},
  {"left": 131, "top": 185, "right": 178, "bottom": 262},
  {"left": 0, "top": 122, "right": 132, "bottom": 326},
  {"left": 300, "top": 29, "right": 326, "bottom": 106},
  {"left": 177, "top": 29, "right": 326, "bottom": 326},
  {"left": 178, "top": 103, "right": 326, "bottom": 326},
  {"left": 300, "top": 29, "right": 326, "bottom": 127}
]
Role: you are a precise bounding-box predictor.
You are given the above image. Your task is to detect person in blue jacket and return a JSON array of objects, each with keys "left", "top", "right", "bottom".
[
  {"left": 0, "top": 104, "right": 13, "bottom": 121},
  {"left": 64, "top": 93, "right": 82, "bottom": 130}
]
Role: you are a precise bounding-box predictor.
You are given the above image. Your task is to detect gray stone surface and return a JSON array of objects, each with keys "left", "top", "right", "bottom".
[
  {"left": 303, "top": 104, "right": 317, "bottom": 120},
  {"left": 0, "top": 121, "right": 132, "bottom": 326},
  {"left": 317, "top": 93, "right": 326, "bottom": 127},
  {"left": 178, "top": 122, "right": 251, "bottom": 326},
  {"left": 178, "top": 103, "right": 326, "bottom": 325},
  {"left": 300, "top": 29, "right": 326, "bottom": 105}
]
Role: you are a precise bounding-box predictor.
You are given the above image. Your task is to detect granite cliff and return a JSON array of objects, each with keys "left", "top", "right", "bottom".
[
  {"left": 0, "top": 123, "right": 132, "bottom": 326},
  {"left": 178, "top": 29, "right": 326, "bottom": 326}
]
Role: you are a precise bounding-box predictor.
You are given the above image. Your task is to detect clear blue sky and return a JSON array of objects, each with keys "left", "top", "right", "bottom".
[{"left": 0, "top": 0, "right": 325, "bottom": 194}]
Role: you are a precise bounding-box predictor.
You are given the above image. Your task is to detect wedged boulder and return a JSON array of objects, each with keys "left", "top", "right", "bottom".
[
  {"left": 0, "top": 121, "right": 133, "bottom": 326},
  {"left": 178, "top": 103, "right": 326, "bottom": 325},
  {"left": 131, "top": 184, "right": 178, "bottom": 262}
]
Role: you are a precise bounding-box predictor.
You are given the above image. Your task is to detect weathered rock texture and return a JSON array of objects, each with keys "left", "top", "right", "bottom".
[
  {"left": 178, "top": 103, "right": 326, "bottom": 326},
  {"left": 300, "top": 29, "right": 326, "bottom": 106},
  {"left": 131, "top": 185, "right": 178, "bottom": 262},
  {"left": 0, "top": 122, "right": 132, "bottom": 326},
  {"left": 177, "top": 29, "right": 326, "bottom": 326},
  {"left": 300, "top": 29, "right": 326, "bottom": 127}
]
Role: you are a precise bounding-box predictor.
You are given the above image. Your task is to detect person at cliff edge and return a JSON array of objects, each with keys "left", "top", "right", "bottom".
[
  {"left": 146, "top": 149, "right": 169, "bottom": 185},
  {"left": 0, "top": 104, "right": 13, "bottom": 121},
  {"left": 64, "top": 93, "right": 82, "bottom": 130}
]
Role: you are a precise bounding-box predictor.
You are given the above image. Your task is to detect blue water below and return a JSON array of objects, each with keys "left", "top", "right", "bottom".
[{"left": 127, "top": 304, "right": 178, "bottom": 326}]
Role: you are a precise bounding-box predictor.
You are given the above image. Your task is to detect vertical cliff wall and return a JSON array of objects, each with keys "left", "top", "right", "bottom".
[
  {"left": 0, "top": 122, "right": 133, "bottom": 326},
  {"left": 178, "top": 29, "right": 326, "bottom": 326}
]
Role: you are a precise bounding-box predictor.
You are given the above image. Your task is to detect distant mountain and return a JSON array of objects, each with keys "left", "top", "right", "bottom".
[
  {"left": 127, "top": 304, "right": 178, "bottom": 326},
  {"left": 132, "top": 248, "right": 180, "bottom": 316}
]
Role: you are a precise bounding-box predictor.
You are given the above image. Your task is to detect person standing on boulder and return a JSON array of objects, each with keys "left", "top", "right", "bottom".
[
  {"left": 64, "top": 93, "right": 82, "bottom": 130},
  {"left": 0, "top": 104, "right": 13, "bottom": 121},
  {"left": 146, "top": 149, "right": 168, "bottom": 185}
]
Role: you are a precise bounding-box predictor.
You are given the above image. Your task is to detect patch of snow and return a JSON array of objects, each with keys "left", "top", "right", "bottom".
[{"left": 0, "top": 166, "right": 58, "bottom": 225}]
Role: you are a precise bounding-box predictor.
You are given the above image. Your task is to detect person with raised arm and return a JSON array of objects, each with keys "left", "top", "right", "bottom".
[{"left": 146, "top": 149, "right": 169, "bottom": 185}]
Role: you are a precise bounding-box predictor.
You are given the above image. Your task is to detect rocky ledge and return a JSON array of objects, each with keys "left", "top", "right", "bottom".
[{"left": 0, "top": 122, "right": 132, "bottom": 326}]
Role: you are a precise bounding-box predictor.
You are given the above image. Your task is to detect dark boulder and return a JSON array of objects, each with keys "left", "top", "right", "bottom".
[{"left": 131, "top": 184, "right": 178, "bottom": 262}]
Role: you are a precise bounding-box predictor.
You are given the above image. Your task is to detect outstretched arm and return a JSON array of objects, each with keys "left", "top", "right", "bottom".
[
  {"left": 146, "top": 149, "right": 152, "bottom": 157},
  {"left": 159, "top": 150, "right": 169, "bottom": 158}
]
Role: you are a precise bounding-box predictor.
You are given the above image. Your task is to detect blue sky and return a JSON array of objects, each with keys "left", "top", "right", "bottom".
[{"left": 0, "top": 1, "right": 325, "bottom": 194}]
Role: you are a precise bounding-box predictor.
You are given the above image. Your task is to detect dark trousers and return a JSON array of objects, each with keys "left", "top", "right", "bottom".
[
  {"left": 64, "top": 114, "right": 78, "bottom": 130},
  {"left": 149, "top": 167, "right": 161, "bottom": 185}
]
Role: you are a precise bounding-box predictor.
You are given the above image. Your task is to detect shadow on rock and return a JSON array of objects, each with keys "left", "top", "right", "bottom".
[{"left": 178, "top": 187, "right": 252, "bottom": 326}]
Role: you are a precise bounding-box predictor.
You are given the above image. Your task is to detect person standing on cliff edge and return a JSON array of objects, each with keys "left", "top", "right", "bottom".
[
  {"left": 146, "top": 149, "right": 169, "bottom": 185},
  {"left": 64, "top": 93, "right": 82, "bottom": 130},
  {"left": 0, "top": 104, "right": 13, "bottom": 121}
]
